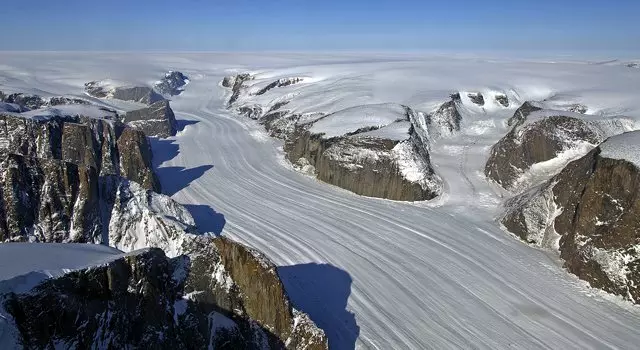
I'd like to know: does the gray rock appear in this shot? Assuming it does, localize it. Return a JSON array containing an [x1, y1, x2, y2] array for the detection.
[[84, 81, 165, 105], [0, 112, 159, 192], [123, 100, 177, 138], [0, 92, 46, 109], [154, 71, 189, 96], [467, 92, 485, 106]]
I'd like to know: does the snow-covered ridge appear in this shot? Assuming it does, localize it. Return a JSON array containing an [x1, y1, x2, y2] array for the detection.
[[599, 131, 640, 168], [309, 103, 409, 139], [13, 104, 119, 121]]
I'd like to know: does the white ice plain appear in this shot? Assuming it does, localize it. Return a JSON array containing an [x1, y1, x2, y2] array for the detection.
[[1, 52, 640, 349]]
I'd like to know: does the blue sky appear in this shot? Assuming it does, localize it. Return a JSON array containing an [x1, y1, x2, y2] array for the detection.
[[3, 0, 639, 53]]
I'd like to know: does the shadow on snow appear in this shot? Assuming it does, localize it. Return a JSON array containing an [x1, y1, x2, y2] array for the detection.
[[184, 204, 226, 236], [278, 263, 360, 350]]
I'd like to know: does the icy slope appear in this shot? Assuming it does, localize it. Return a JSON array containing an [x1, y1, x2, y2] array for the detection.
[[2, 53, 640, 349]]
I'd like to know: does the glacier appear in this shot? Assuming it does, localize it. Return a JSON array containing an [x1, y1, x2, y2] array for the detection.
[[1, 52, 640, 349]]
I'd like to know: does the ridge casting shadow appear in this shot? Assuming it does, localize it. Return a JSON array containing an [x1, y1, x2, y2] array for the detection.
[[278, 263, 359, 349], [175, 119, 199, 132], [184, 204, 226, 236], [149, 137, 180, 167], [155, 165, 214, 196]]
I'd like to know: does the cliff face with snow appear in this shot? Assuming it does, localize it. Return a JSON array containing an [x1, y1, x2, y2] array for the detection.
[[222, 73, 455, 201], [486, 101, 635, 191], [3, 245, 326, 349], [0, 104, 327, 349], [502, 131, 640, 304]]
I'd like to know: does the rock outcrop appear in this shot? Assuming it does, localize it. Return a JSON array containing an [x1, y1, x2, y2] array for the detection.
[[485, 101, 634, 191], [154, 71, 189, 96], [123, 100, 178, 138], [1, 90, 92, 111], [0, 112, 159, 191], [3, 245, 327, 349], [285, 126, 440, 201], [501, 131, 640, 304], [222, 73, 443, 201], [0, 105, 327, 348], [85, 81, 165, 105], [0, 92, 46, 110]]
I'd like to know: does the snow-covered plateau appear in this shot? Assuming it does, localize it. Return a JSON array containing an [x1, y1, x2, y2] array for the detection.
[[1, 52, 640, 349]]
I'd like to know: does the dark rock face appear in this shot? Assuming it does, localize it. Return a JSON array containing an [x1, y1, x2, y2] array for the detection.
[[467, 93, 485, 106], [222, 73, 442, 201], [154, 71, 189, 96], [285, 128, 438, 201], [0, 155, 100, 242], [123, 100, 177, 138], [3, 243, 328, 349], [506, 101, 542, 127], [495, 94, 509, 107], [486, 114, 600, 190], [4, 249, 245, 349], [116, 127, 161, 191], [0, 113, 159, 192], [426, 99, 462, 136], [226, 73, 253, 107], [502, 143, 640, 304], [485, 101, 630, 191], [0, 93, 46, 110], [255, 77, 303, 96], [48, 96, 91, 106], [84, 81, 165, 105]]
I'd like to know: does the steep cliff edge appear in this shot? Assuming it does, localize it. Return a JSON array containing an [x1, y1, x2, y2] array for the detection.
[[0, 106, 327, 348], [222, 73, 446, 201], [2, 246, 326, 349], [0, 110, 159, 192], [485, 101, 635, 191], [501, 131, 640, 303]]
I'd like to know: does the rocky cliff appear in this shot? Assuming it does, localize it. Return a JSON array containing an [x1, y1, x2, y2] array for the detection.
[[123, 100, 178, 138], [154, 71, 190, 96], [0, 108, 327, 348], [222, 73, 445, 201], [485, 101, 634, 191], [1, 90, 91, 111], [501, 131, 640, 304], [85, 81, 165, 105], [0, 111, 159, 191], [2, 245, 327, 349]]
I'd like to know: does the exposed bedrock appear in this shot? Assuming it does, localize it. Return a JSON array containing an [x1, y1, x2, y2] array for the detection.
[[3, 244, 327, 349], [285, 128, 439, 201], [485, 101, 633, 191], [84, 82, 165, 105], [123, 99, 178, 138], [502, 133, 640, 303], [0, 113, 159, 192]]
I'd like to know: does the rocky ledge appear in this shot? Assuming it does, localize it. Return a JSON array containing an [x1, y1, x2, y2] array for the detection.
[[123, 100, 178, 138], [2, 243, 327, 349], [154, 71, 190, 96], [1, 90, 91, 110], [0, 108, 159, 192], [501, 131, 640, 304], [220, 73, 465, 201], [485, 101, 634, 191], [85, 81, 165, 105]]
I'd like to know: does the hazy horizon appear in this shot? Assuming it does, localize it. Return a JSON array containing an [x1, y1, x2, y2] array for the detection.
[[3, 0, 639, 55]]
